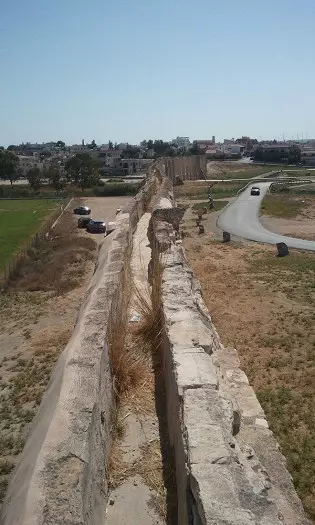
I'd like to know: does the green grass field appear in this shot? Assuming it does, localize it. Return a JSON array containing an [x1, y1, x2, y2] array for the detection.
[[221, 166, 283, 179], [260, 193, 310, 219], [0, 200, 58, 272]]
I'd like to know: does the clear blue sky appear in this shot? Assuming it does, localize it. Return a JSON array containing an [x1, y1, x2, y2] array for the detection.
[[1, 0, 314, 146]]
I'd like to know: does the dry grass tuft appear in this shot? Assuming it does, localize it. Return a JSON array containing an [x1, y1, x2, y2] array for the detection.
[[107, 263, 144, 401], [133, 257, 164, 354], [108, 439, 170, 520]]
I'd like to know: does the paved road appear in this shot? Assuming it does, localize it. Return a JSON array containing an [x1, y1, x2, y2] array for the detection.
[[217, 182, 315, 251]]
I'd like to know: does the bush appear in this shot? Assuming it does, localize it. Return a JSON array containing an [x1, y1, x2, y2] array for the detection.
[[92, 183, 141, 197], [0, 181, 142, 199]]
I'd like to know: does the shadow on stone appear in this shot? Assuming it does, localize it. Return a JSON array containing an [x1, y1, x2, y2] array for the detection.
[[152, 351, 178, 524]]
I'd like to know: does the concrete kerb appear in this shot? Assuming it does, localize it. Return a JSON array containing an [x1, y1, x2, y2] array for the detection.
[[51, 197, 74, 230], [0, 169, 159, 525], [149, 167, 310, 524]]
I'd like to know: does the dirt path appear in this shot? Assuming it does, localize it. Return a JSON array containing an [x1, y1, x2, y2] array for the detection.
[[261, 215, 315, 241], [106, 213, 176, 525]]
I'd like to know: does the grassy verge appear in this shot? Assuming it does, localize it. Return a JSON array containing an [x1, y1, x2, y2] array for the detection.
[[182, 231, 315, 521], [192, 200, 229, 212], [220, 166, 282, 179], [0, 200, 60, 272], [174, 181, 245, 200], [260, 193, 311, 218], [0, 182, 141, 200]]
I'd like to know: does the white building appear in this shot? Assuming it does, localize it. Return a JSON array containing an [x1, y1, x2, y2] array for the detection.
[[17, 155, 44, 174], [224, 144, 245, 156], [173, 137, 190, 149], [300, 148, 315, 166]]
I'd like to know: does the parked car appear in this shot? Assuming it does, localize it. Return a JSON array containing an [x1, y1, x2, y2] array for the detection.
[[87, 220, 106, 234], [250, 187, 260, 196], [74, 205, 91, 215], [77, 217, 93, 228]]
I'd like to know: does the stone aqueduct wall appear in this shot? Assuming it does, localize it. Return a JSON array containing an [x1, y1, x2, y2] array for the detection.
[[164, 155, 207, 181], [148, 161, 310, 524], [0, 156, 310, 525], [0, 167, 159, 525]]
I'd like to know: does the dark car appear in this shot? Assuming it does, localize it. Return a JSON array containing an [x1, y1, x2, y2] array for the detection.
[[77, 217, 93, 228], [87, 220, 106, 234], [74, 205, 91, 215], [250, 187, 260, 196]]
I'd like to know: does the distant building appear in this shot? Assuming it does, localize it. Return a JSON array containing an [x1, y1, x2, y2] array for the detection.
[[194, 139, 215, 151], [173, 137, 190, 149], [205, 147, 224, 159], [300, 148, 315, 166], [69, 144, 87, 153], [98, 148, 121, 167], [224, 144, 245, 156], [18, 155, 44, 174], [110, 157, 152, 175], [253, 143, 291, 163], [146, 149, 155, 158]]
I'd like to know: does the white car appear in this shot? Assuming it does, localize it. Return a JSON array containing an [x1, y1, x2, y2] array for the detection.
[[250, 187, 260, 196]]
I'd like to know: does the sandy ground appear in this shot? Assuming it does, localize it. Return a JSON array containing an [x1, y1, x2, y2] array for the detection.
[[261, 215, 315, 240], [261, 199, 315, 241], [181, 204, 315, 521], [179, 197, 240, 243]]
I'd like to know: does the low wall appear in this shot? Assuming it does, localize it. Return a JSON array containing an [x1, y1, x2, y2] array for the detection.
[[0, 168, 159, 525], [149, 168, 310, 524]]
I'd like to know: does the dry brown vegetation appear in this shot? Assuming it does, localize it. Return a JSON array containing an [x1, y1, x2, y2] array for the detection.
[[174, 180, 244, 200], [183, 228, 315, 522], [108, 259, 177, 522], [7, 216, 96, 294], [261, 193, 315, 219], [0, 212, 98, 504]]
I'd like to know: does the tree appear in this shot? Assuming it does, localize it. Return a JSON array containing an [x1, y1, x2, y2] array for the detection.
[[0, 150, 20, 185], [87, 139, 97, 149], [65, 153, 100, 190], [27, 167, 42, 192], [7, 145, 19, 152], [40, 150, 52, 160], [108, 140, 114, 150], [189, 142, 201, 155], [121, 146, 141, 159], [288, 145, 301, 164], [46, 164, 66, 192], [56, 140, 66, 149]]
